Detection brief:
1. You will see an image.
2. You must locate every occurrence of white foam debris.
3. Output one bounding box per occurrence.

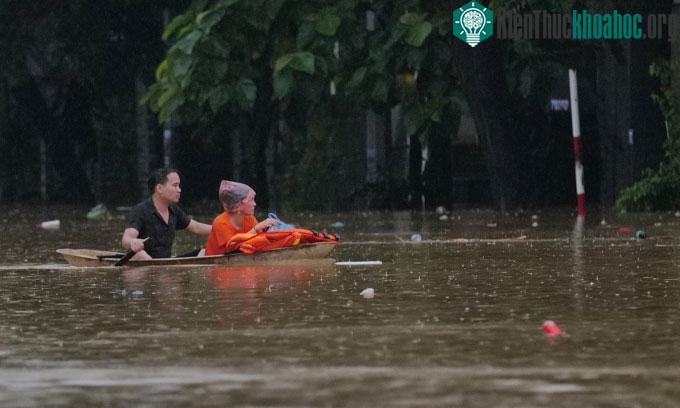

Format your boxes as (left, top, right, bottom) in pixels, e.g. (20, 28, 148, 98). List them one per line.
(335, 261, 383, 266)
(360, 288, 375, 299)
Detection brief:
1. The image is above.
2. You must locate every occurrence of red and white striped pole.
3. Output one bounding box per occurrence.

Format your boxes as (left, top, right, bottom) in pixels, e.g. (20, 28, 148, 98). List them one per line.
(569, 69, 586, 217)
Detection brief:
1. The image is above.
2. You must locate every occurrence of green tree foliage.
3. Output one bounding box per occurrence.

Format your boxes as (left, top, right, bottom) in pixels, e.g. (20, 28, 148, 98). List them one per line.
(144, 0, 464, 209)
(615, 61, 680, 211)
(0, 1, 180, 203)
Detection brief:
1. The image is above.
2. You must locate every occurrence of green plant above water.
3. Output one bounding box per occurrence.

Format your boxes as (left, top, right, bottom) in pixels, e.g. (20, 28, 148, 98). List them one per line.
(616, 61, 680, 211)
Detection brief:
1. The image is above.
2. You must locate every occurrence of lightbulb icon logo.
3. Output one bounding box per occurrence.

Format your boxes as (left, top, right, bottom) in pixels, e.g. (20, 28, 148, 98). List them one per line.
(453, 2, 493, 47)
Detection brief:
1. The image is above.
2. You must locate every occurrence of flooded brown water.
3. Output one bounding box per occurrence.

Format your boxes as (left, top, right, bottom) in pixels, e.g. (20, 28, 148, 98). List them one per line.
(2, 205, 680, 406)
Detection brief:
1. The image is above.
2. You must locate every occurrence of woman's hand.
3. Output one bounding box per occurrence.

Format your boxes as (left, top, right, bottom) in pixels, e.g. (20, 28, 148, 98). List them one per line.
(254, 217, 278, 233)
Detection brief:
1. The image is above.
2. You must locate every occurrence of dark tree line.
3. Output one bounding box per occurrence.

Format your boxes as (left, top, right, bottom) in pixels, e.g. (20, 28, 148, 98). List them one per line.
(0, 0, 673, 211)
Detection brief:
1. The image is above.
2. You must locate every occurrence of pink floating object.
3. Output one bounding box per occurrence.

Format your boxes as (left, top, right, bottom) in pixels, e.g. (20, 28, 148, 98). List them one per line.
(617, 226, 633, 234)
(542, 320, 562, 337)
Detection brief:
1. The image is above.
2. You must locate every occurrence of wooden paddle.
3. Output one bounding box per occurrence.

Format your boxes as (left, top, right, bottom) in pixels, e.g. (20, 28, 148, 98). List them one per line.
(97, 253, 125, 260)
(115, 237, 150, 266)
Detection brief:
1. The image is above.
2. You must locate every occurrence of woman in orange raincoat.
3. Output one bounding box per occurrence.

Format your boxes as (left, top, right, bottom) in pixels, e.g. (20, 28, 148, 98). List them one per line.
(204, 180, 277, 255)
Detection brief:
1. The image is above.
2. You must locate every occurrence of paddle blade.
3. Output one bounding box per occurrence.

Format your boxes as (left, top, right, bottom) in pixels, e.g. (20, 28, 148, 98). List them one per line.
(114, 250, 136, 266)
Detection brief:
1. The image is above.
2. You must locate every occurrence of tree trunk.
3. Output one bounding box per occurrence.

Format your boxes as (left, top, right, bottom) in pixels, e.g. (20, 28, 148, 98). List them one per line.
(0, 77, 7, 201)
(593, 0, 668, 205)
(423, 124, 453, 209)
(448, 14, 527, 210)
(135, 77, 151, 199)
(247, 44, 276, 209)
(673, 1, 680, 107)
(408, 132, 423, 210)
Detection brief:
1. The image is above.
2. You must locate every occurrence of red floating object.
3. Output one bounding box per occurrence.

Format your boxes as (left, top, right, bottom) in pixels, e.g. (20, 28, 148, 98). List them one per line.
(542, 320, 562, 337)
(617, 226, 633, 234)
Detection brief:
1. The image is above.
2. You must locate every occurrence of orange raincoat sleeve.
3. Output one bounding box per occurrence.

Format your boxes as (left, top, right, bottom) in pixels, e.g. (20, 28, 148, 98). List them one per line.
(204, 212, 258, 255)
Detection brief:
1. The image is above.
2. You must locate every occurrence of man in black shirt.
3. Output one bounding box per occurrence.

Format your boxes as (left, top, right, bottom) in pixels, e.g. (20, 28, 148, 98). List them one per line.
(121, 168, 212, 259)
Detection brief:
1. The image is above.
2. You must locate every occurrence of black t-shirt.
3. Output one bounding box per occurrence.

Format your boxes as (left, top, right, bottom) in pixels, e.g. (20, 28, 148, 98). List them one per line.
(124, 198, 191, 258)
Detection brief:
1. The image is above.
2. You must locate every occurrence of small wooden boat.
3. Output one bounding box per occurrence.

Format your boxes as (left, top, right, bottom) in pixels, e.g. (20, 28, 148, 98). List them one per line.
(57, 243, 336, 268)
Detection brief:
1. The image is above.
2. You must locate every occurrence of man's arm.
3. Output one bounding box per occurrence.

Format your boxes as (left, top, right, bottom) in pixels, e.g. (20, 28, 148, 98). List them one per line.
(186, 219, 212, 235)
(121, 228, 146, 252)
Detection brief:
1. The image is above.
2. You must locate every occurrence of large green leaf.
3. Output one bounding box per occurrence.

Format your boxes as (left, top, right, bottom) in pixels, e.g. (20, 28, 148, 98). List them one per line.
(274, 52, 315, 75)
(383, 24, 407, 50)
(173, 54, 193, 77)
(196, 8, 225, 33)
(296, 22, 316, 49)
(158, 96, 180, 124)
(315, 10, 341, 36)
(404, 21, 432, 47)
(206, 36, 230, 58)
(207, 84, 232, 113)
(139, 83, 162, 107)
(162, 13, 193, 41)
(347, 66, 367, 89)
(237, 79, 257, 106)
(157, 84, 179, 108)
(155, 60, 169, 81)
(216, 0, 240, 9)
(175, 31, 202, 54)
(399, 12, 425, 26)
(290, 53, 315, 74)
(273, 70, 293, 99)
(190, 0, 210, 13)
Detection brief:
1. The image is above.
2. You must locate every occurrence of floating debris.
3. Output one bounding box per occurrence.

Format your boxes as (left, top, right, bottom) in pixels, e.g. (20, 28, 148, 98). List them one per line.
(86, 204, 112, 220)
(410, 233, 422, 241)
(336, 261, 382, 266)
(36, 220, 60, 230)
(531, 221, 539, 228)
(360, 288, 375, 299)
(329, 221, 345, 228)
(635, 230, 647, 239)
(617, 226, 633, 234)
(435, 206, 448, 215)
(542, 320, 561, 337)
(600, 219, 607, 226)
(439, 214, 449, 221)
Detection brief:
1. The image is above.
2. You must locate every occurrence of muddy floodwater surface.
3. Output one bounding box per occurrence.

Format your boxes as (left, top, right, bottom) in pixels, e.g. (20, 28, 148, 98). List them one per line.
(2, 205, 680, 407)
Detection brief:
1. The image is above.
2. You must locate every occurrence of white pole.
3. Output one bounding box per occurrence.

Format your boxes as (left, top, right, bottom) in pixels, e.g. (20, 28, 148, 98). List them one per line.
(569, 69, 585, 216)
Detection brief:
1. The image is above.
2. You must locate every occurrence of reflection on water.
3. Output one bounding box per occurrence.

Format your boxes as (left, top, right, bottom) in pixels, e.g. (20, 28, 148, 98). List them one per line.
(2, 206, 680, 406)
